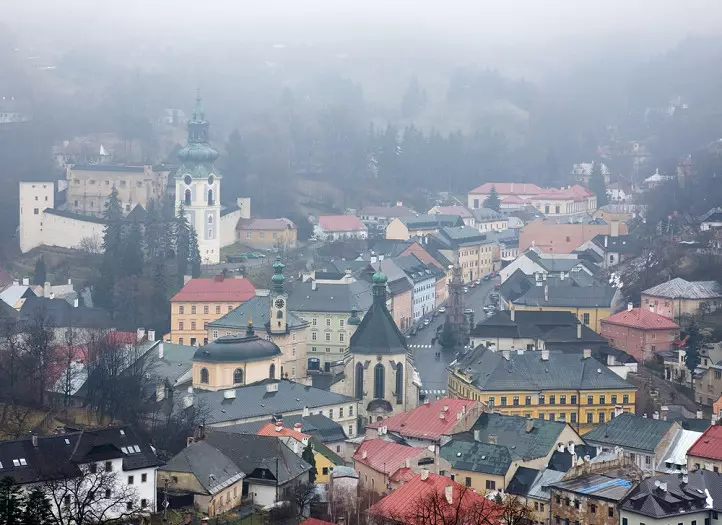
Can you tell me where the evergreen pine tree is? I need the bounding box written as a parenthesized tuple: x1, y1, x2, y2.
(483, 186, 501, 212)
(0, 477, 22, 525)
(144, 198, 161, 261)
(301, 442, 317, 484)
(175, 203, 191, 285)
(685, 320, 702, 374)
(589, 161, 609, 207)
(20, 488, 52, 525)
(122, 222, 144, 277)
(189, 228, 202, 278)
(152, 260, 170, 333)
(32, 256, 46, 285)
(95, 186, 124, 310)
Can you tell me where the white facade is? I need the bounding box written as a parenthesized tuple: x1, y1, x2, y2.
(176, 172, 222, 264)
(412, 276, 436, 320)
(313, 226, 368, 242)
(620, 509, 711, 525)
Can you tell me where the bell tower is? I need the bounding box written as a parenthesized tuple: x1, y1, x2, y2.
(270, 257, 288, 334)
(175, 92, 222, 264)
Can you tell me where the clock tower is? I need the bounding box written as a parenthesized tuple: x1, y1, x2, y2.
(175, 93, 222, 264)
(270, 256, 288, 334)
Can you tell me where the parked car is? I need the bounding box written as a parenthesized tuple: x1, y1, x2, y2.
(409, 327, 417, 336)
(470, 282, 477, 288)
(482, 274, 491, 281)
(463, 287, 469, 293)
(494, 283, 501, 290)
(438, 306, 446, 314)
(423, 318, 430, 326)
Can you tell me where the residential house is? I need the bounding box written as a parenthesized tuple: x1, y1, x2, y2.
(698, 207, 722, 231)
(396, 241, 452, 307)
(385, 214, 464, 241)
(169, 275, 256, 345)
(369, 258, 414, 331)
(641, 278, 722, 321)
(694, 357, 722, 406)
(328, 466, 359, 517)
(235, 218, 297, 249)
(447, 346, 636, 432)
(572, 162, 611, 185)
(600, 306, 680, 361)
(368, 471, 501, 525)
(364, 398, 485, 448)
(619, 471, 722, 525)
(686, 425, 722, 473)
(315, 215, 368, 241)
(575, 234, 639, 268)
(594, 203, 638, 223)
(468, 310, 608, 353)
(359, 203, 415, 227)
(499, 249, 597, 284)
(0, 281, 36, 309)
(583, 414, 680, 474)
(432, 226, 498, 282)
(429, 205, 475, 227)
(643, 168, 675, 189)
(18, 295, 114, 341)
(519, 220, 628, 255)
(287, 277, 372, 369)
(528, 185, 597, 216)
(467, 182, 544, 209)
(394, 254, 437, 322)
(657, 429, 703, 474)
(507, 467, 565, 524)
(352, 439, 444, 494)
(0, 426, 159, 520)
(714, 395, 722, 421)
(472, 207, 508, 233)
(440, 413, 585, 493)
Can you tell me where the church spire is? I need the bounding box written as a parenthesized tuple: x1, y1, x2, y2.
(177, 91, 219, 167)
(271, 256, 285, 293)
(372, 269, 388, 305)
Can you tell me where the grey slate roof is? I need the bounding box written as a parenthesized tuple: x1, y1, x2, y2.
(393, 254, 437, 284)
(453, 347, 632, 393)
(193, 333, 282, 363)
(399, 214, 464, 230)
(511, 283, 617, 309)
(159, 440, 244, 494)
(453, 413, 571, 461)
(207, 295, 307, 332)
(551, 473, 635, 502)
(152, 342, 195, 385)
(18, 296, 113, 329)
(506, 467, 540, 496)
(591, 234, 639, 254)
(642, 278, 722, 300)
(193, 379, 356, 425)
(213, 413, 347, 443)
(525, 250, 598, 275)
(204, 431, 310, 485)
(583, 413, 675, 454)
(435, 227, 491, 248)
(349, 291, 410, 357)
(440, 440, 512, 476)
(473, 207, 506, 222)
(287, 280, 373, 314)
(527, 468, 565, 500)
(621, 470, 722, 517)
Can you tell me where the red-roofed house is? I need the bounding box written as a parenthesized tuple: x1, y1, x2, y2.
(169, 275, 256, 345)
(368, 472, 502, 525)
(686, 425, 722, 473)
(528, 185, 597, 216)
(366, 398, 485, 447)
(315, 215, 368, 241)
(235, 217, 297, 250)
(300, 519, 336, 525)
(353, 439, 449, 494)
(468, 182, 543, 209)
(600, 305, 680, 361)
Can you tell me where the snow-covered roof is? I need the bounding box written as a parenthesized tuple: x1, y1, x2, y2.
(642, 278, 722, 300)
(657, 429, 703, 473)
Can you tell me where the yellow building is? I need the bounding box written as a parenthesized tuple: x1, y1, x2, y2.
(431, 226, 499, 283)
(386, 214, 464, 241)
(235, 218, 297, 250)
(447, 347, 636, 434)
(169, 275, 256, 345)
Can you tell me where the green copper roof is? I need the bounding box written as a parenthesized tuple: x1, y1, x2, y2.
(372, 270, 388, 284)
(271, 256, 285, 292)
(348, 305, 361, 325)
(177, 92, 219, 175)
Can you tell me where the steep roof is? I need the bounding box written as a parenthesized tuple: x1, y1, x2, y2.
(452, 347, 632, 393)
(591, 234, 639, 254)
(210, 413, 347, 443)
(469, 182, 543, 195)
(318, 215, 367, 232)
(398, 214, 464, 230)
(429, 205, 473, 218)
(236, 218, 296, 231)
(657, 429, 703, 472)
(440, 440, 512, 476)
(506, 467, 541, 496)
(473, 207, 506, 222)
(207, 295, 307, 331)
(193, 333, 281, 363)
(353, 439, 426, 475)
(159, 440, 244, 494)
(256, 422, 310, 440)
(686, 424, 722, 461)
(642, 278, 722, 300)
(532, 185, 594, 202)
(602, 308, 680, 331)
(509, 280, 617, 309)
(366, 398, 480, 441)
(349, 287, 409, 357)
(583, 414, 676, 454)
(509, 468, 565, 501)
(171, 276, 256, 303)
(287, 279, 373, 314)
(18, 296, 112, 329)
(0, 284, 34, 307)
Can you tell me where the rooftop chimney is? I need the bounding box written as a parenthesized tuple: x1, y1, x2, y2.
(503, 350, 511, 361)
(653, 411, 660, 420)
(158, 342, 164, 360)
(439, 411, 445, 420)
(627, 302, 633, 311)
(474, 429, 481, 442)
(611, 221, 620, 238)
(137, 328, 146, 342)
(697, 410, 704, 420)
(362, 450, 367, 459)
(526, 419, 534, 433)
(445, 485, 453, 505)
(294, 422, 303, 433)
(73, 298, 79, 308)
(661, 406, 669, 421)
(405, 458, 411, 468)
(541, 349, 549, 361)
(488, 434, 497, 445)
(615, 405, 623, 417)
(311, 280, 317, 291)
(577, 323, 582, 339)
(557, 442, 565, 453)
(421, 469, 429, 481)
(424, 397, 430, 405)
(583, 348, 592, 359)
(22, 277, 29, 286)
(604, 235, 608, 248)
(148, 330, 155, 342)
(510, 309, 515, 322)
(31, 434, 38, 447)
(544, 284, 549, 302)
(43, 281, 51, 296)
(649, 304, 655, 313)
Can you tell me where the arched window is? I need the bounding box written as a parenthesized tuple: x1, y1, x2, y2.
(269, 363, 276, 379)
(276, 310, 283, 319)
(200, 368, 209, 384)
(184, 189, 191, 206)
(373, 363, 385, 400)
(233, 368, 243, 385)
(396, 364, 403, 404)
(355, 363, 364, 400)
(208, 189, 214, 205)
(208, 215, 213, 224)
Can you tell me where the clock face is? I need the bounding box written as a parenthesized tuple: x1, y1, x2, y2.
(183, 175, 192, 186)
(208, 174, 215, 185)
(275, 299, 285, 309)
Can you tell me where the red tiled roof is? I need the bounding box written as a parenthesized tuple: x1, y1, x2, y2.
(48, 345, 88, 384)
(353, 440, 426, 475)
(602, 308, 680, 330)
(170, 277, 256, 303)
(318, 215, 367, 232)
(389, 467, 416, 483)
(366, 398, 480, 441)
(369, 473, 501, 525)
(300, 519, 336, 525)
(257, 422, 311, 440)
(469, 182, 543, 195)
(500, 195, 529, 204)
(687, 425, 722, 461)
(236, 218, 296, 231)
(532, 185, 594, 201)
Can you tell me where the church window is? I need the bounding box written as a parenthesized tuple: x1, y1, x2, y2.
(396, 364, 403, 404)
(374, 363, 385, 399)
(233, 369, 243, 384)
(277, 310, 283, 319)
(208, 190, 214, 205)
(184, 190, 191, 205)
(269, 363, 276, 379)
(200, 368, 209, 384)
(208, 215, 213, 224)
(355, 363, 364, 400)
(208, 229, 212, 238)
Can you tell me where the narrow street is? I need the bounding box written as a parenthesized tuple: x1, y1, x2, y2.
(409, 277, 498, 397)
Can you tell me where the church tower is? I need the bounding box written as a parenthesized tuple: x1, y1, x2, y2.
(270, 257, 288, 334)
(175, 94, 222, 264)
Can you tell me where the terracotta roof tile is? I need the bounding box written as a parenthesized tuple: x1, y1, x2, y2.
(256, 422, 311, 440)
(170, 277, 256, 303)
(353, 439, 426, 475)
(687, 425, 722, 461)
(469, 182, 543, 195)
(602, 308, 679, 330)
(318, 215, 367, 232)
(301, 519, 337, 525)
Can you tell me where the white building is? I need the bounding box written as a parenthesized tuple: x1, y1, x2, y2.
(395, 255, 436, 321)
(314, 215, 368, 241)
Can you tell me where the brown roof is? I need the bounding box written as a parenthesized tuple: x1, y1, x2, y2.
(519, 221, 628, 254)
(236, 218, 296, 231)
(318, 215, 367, 232)
(170, 276, 256, 303)
(469, 182, 543, 195)
(532, 185, 594, 202)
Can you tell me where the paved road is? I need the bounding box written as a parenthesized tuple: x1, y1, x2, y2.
(409, 278, 498, 397)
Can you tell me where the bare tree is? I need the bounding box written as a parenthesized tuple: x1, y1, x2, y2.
(147, 395, 210, 459)
(497, 493, 534, 525)
(78, 235, 103, 254)
(23, 306, 57, 407)
(42, 464, 141, 525)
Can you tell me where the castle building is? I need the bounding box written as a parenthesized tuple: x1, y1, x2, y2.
(332, 270, 421, 424)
